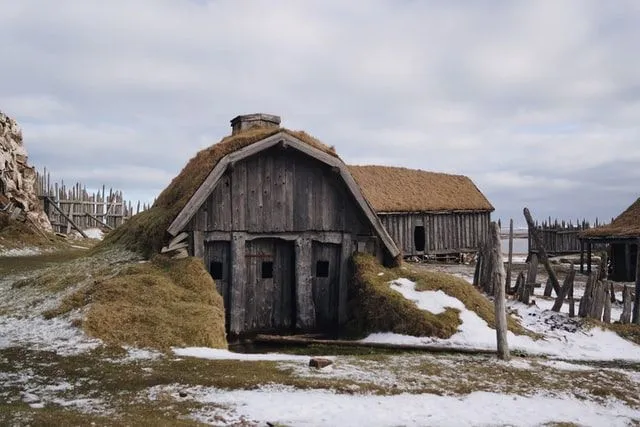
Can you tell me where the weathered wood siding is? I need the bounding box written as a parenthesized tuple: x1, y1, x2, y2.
(184, 146, 383, 337)
(312, 242, 341, 330)
(187, 147, 372, 235)
(379, 211, 491, 256)
(243, 238, 295, 334)
(204, 241, 231, 327)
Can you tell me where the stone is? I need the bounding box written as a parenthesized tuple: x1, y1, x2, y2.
(309, 357, 333, 369)
(0, 110, 51, 232)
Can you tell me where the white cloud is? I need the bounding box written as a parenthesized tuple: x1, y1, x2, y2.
(0, 0, 638, 224)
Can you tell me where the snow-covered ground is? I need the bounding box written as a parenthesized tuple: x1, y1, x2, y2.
(149, 384, 639, 427)
(361, 277, 640, 361)
(2, 250, 639, 426)
(0, 247, 43, 257)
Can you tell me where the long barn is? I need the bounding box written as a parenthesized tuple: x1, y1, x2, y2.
(349, 165, 494, 258)
(165, 114, 399, 338)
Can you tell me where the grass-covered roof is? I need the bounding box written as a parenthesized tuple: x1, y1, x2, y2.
(102, 127, 338, 255)
(580, 197, 640, 239)
(348, 165, 494, 213)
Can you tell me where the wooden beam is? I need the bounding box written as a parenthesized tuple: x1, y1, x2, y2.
(84, 212, 114, 230)
(45, 196, 88, 238)
(633, 240, 640, 324)
(523, 208, 561, 295)
(489, 222, 509, 360)
(505, 218, 514, 292)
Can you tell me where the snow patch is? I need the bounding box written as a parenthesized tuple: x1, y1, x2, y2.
(0, 247, 42, 257)
(150, 384, 640, 427)
(0, 316, 101, 355)
(362, 278, 640, 362)
(83, 228, 104, 240)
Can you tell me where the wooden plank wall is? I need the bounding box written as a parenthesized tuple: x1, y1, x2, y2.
(528, 219, 608, 255)
(35, 168, 148, 233)
(379, 211, 491, 256)
(311, 241, 341, 329)
(188, 147, 372, 235)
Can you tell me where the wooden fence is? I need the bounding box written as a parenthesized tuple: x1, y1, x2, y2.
(527, 219, 609, 256)
(35, 169, 149, 235)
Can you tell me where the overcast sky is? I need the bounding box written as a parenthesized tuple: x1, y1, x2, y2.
(1, 1, 639, 226)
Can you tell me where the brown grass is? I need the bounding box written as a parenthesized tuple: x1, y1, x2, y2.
(581, 197, 640, 238)
(45, 255, 227, 350)
(101, 127, 338, 256)
(346, 253, 527, 339)
(346, 253, 462, 338)
(403, 265, 527, 335)
(0, 212, 63, 249)
(348, 165, 494, 213)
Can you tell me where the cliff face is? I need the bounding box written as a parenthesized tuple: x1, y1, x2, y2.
(0, 111, 52, 231)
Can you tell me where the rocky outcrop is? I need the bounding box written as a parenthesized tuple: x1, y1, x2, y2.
(0, 111, 52, 231)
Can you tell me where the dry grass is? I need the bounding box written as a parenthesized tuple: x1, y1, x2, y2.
(402, 265, 527, 335)
(0, 212, 65, 250)
(348, 165, 494, 213)
(101, 127, 338, 256)
(581, 197, 640, 238)
(346, 253, 527, 339)
(44, 254, 227, 350)
(346, 253, 462, 339)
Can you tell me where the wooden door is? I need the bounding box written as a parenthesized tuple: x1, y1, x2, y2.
(205, 241, 231, 329)
(312, 242, 341, 330)
(244, 238, 295, 333)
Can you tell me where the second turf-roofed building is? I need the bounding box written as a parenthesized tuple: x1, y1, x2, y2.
(349, 165, 494, 258)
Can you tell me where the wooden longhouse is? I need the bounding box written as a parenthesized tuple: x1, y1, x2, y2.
(349, 166, 494, 258)
(580, 197, 640, 281)
(165, 114, 399, 338)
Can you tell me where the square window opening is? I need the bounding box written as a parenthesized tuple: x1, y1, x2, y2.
(210, 261, 223, 280)
(316, 260, 330, 278)
(261, 261, 274, 279)
(414, 225, 426, 252)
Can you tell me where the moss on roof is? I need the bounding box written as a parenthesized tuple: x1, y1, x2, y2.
(348, 165, 494, 213)
(581, 197, 640, 239)
(101, 127, 338, 256)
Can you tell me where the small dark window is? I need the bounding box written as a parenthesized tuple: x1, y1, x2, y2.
(210, 261, 223, 280)
(414, 225, 426, 252)
(261, 261, 274, 279)
(316, 260, 330, 278)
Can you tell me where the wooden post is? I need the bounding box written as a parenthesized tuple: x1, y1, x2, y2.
(568, 278, 575, 318)
(551, 265, 575, 312)
(633, 241, 640, 324)
(490, 222, 509, 360)
(543, 277, 553, 297)
(512, 271, 525, 295)
(621, 285, 632, 324)
(587, 242, 592, 274)
(505, 218, 514, 292)
(523, 208, 561, 296)
(599, 251, 609, 281)
(603, 285, 612, 323)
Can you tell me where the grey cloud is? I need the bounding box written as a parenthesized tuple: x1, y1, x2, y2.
(0, 0, 638, 227)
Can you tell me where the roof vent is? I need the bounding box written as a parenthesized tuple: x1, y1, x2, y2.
(230, 113, 281, 135)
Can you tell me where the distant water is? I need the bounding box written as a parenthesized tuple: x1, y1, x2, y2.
(501, 238, 528, 255)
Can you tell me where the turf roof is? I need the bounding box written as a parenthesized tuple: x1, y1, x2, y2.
(102, 127, 339, 255)
(580, 197, 640, 239)
(348, 165, 494, 213)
